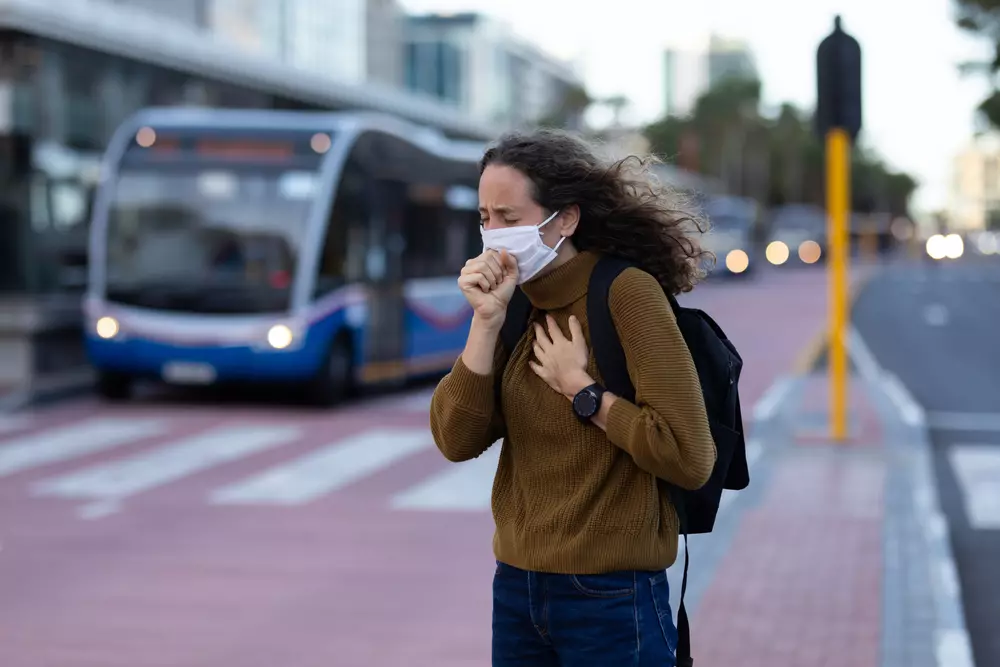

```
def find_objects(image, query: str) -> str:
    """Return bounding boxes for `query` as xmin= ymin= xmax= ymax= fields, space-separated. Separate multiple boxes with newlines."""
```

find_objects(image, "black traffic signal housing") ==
xmin=816 ymin=16 xmax=862 ymax=141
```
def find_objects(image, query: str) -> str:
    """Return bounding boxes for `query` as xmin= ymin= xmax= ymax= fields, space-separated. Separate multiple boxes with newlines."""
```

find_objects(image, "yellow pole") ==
xmin=826 ymin=128 xmax=850 ymax=441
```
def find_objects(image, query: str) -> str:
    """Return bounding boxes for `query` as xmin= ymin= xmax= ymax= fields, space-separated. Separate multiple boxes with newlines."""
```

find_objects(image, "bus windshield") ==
xmin=105 ymin=164 xmax=321 ymax=314
xmin=102 ymin=126 xmax=330 ymax=314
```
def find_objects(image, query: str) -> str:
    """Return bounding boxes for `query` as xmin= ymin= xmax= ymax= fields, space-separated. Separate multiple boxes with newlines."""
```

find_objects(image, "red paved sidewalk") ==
xmin=691 ymin=375 xmax=887 ymax=667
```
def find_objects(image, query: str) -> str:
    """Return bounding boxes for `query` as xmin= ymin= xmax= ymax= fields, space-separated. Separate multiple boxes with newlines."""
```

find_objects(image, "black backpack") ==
xmin=499 ymin=254 xmax=749 ymax=667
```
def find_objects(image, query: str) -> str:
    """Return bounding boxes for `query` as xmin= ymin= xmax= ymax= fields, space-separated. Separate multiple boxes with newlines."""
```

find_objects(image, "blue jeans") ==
xmin=492 ymin=561 xmax=678 ymax=666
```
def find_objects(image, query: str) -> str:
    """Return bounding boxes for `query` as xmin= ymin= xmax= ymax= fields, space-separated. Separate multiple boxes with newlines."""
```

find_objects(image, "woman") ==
xmin=429 ymin=129 xmax=718 ymax=666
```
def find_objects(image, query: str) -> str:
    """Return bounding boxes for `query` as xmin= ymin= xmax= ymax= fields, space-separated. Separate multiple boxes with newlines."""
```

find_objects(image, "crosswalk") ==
xmin=0 ymin=413 xmax=500 ymax=517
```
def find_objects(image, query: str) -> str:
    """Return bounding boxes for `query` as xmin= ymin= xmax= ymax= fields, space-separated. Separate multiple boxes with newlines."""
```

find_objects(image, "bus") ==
xmin=84 ymin=108 xmax=485 ymax=404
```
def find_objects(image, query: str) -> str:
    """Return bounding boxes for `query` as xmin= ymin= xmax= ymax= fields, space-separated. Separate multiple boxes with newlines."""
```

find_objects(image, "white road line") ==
xmin=210 ymin=428 xmax=433 ymax=506
xmin=928 ymin=411 xmax=1000 ymax=432
xmin=391 ymin=445 xmax=501 ymax=511
xmin=0 ymin=418 xmax=165 ymax=479
xmin=846 ymin=326 xmax=883 ymax=384
xmin=923 ymin=303 xmax=949 ymax=326
xmin=935 ymin=629 xmax=975 ymax=667
xmin=947 ymin=443 xmax=1000 ymax=530
xmin=881 ymin=372 xmax=927 ymax=428
xmin=751 ymin=378 xmax=793 ymax=423
xmin=33 ymin=425 xmax=299 ymax=503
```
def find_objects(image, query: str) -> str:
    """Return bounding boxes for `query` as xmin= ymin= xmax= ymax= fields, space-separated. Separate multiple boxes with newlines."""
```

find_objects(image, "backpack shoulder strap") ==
xmin=586 ymin=255 xmax=637 ymax=403
xmin=495 ymin=287 xmax=533 ymax=397
xmin=500 ymin=287 xmax=532 ymax=353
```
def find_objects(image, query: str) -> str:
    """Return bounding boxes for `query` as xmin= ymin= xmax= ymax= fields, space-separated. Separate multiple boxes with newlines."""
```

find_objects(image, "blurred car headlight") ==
xmin=926 ymin=234 xmax=947 ymax=260
xmin=977 ymin=232 xmax=998 ymax=255
xmin=95 ymin=316 xmax=120 ymax=340
xmin=766 ymin=241 xmax=789 ymax=265
xmin=944 ymin=233 xmax=964 ymax=259
xmin=798 ymin=240 xmax=822 ymax=264
xmin=725 ymin=249 xmax=749 ymax=273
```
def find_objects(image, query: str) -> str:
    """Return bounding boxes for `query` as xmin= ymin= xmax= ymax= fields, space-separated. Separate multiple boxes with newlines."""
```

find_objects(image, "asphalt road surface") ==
xmin=0 ymin=266 xmax=829 ymax=667
xmin=853 ymin=257 xmax=1000 ymax=667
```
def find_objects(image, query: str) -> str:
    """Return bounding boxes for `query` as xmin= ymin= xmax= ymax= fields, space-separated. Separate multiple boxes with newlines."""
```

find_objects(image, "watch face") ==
xmin=574 ymin=391 xmax=597 ymax=417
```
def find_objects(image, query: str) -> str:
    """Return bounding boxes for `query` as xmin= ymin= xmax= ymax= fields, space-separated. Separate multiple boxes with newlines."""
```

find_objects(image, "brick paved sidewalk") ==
xmin=669 ymin=372 xmax=972 ymax=667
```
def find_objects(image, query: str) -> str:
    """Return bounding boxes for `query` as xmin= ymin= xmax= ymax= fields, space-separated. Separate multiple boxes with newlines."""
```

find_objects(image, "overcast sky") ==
xmin=400 ymin=0 xmax=992 ymax=216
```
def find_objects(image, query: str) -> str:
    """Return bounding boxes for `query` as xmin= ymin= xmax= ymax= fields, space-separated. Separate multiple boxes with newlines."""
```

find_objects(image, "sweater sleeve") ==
xmin=429 ymin=340 xmax=509 ymax=462
xmin=603 ymin=268 xmax=717 ymax=489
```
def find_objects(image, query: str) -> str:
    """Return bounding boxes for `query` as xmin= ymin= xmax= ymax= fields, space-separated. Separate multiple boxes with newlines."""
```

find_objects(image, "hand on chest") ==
xmin=509 ymin=307 xmax=599 ymax=398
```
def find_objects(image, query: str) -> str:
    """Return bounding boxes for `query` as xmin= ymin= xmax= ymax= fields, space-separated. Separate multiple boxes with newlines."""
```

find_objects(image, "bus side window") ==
xmin=315 ymin=157 xmax=371 ymax=297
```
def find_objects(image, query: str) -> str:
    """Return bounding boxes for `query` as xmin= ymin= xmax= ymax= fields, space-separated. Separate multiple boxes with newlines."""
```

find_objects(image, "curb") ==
xmin=0 ymin=370 xmax=95 ymax=414
xmin=792 ymin=263 xmax=878 ymax=374
xmin=848 ymin=328 xmax=975 ymax=667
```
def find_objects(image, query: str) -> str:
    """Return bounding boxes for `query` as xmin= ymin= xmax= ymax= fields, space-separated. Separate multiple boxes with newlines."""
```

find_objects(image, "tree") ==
xmin=954 ymin=0 xmax=1000 ymax=126
xmin=537 ymin=84 xmax=593 ymax=132
xmin=643 ymin=77 xmax=919 ymax=216
xmin=598 ymin=95 xmax=628 ymax=127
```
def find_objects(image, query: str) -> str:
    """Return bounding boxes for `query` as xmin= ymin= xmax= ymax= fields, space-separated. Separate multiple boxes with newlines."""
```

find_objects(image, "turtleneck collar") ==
xmin=520 ymin=251 xmax=600 ymax=311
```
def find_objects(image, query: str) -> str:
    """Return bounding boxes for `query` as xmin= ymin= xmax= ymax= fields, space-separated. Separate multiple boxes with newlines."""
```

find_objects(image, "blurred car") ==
xmin=765 ymin=204 xmax=826 ymax=267
xmin=702 ymin=195 xmax=758 ymax=278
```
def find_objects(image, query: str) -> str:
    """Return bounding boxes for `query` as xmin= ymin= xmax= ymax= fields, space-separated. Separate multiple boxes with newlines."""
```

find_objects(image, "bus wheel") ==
xmin=96 ymin=371 xmax=132 ymax=401
xmin=307 ymin=338 xmax=354 ymax=407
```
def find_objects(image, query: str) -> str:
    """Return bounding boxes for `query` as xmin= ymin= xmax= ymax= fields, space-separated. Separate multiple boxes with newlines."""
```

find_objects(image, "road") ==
xmin=853 ymin=257 xmax=1000 ymax=667
xmin=0 ymin=267 xmax=829 ymax=667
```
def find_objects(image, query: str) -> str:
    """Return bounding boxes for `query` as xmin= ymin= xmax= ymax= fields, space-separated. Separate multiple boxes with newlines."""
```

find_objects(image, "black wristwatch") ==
xmin=572 ymin=383 xmax=605 ymax=422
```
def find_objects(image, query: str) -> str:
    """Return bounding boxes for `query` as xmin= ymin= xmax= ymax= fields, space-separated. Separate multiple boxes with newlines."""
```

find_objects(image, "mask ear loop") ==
xmin=537 ymin=209 xmax=562 ymax=231
xmin=539 ymin=209 xmax=566 ymax=251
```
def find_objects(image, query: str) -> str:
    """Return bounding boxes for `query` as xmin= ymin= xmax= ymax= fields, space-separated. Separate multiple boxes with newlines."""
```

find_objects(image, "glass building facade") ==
xmin=0 ymin=30 xmax=324 ymax=297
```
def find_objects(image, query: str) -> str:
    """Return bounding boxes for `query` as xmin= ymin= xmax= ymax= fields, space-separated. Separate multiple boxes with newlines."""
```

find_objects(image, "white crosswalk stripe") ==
xmin=211 ymin=428 xmax=434 ymax=506
xmin=391 ymin=445 xmax=500 ymax=511
xmin=0 ymin=417 xmax=165 ymax=479
xmin=948 ymin=444 xmax=1000 ymax=530
xmin=0 ymin=412 xmax=504 ymax=514
xmin=33 ymin=425 xmax=300 ymax=502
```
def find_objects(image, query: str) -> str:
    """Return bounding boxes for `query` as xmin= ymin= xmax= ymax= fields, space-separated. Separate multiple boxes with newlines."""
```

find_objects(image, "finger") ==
xmin=534 ymin=322 xmax=552 ymax=348
xmin=459 ymin=271 xmax=487 ymax=289
xmin=532 ymin=342 xmax=545 ymax=360
xmin=500 ymin=249 xmax=519 ymax=276
xmin=477 ymin=275 xmax=491 ymax=291
xmin=568 ymin=315 xmax=585 ymax=343
xmin=528 ymin=360 xmax=544 ymax=378
xmin=546 ymin=315 xmax=566 ymax=342
xmin=485 ymin=254 xmax=504 ymax=281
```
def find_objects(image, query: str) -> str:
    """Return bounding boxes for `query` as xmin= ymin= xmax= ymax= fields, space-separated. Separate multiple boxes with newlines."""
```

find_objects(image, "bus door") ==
xmin=359 ymin=177 xmax=408 ymax=387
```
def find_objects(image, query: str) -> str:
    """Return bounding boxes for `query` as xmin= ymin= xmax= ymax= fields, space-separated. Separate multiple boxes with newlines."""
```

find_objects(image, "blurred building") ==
xmin=208 ymin=0 xmax=402 ymax=86
xmin=663 ymin=48 xmax=705 ymax=117
xmin=107 ymin=0 xmax=210 ymax=28
xmin=949 ymin=134 xmax=1000 ymax=232
xmin=662 ymin=35 xmax=758 ymax=118
xmin=0 ymin=0 xmax=495 ymax=396
xmin=706 ymin=35 xmax=756 ymax=87
xmin=403 ymin=13 xmax=583 ymax=128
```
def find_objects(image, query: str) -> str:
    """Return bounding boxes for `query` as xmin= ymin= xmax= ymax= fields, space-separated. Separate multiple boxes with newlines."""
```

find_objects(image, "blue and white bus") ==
xmin=85 ymin=108 xmax=485 ymax=403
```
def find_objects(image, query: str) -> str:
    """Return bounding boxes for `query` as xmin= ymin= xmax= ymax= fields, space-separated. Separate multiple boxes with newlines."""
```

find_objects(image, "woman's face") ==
xmin=478 ymin=164 xmax=575 ymax=248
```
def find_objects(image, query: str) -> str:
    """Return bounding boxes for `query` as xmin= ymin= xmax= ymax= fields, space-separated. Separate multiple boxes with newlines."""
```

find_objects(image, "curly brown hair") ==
xmin=479 ymin=129 xmax=713 ymax=295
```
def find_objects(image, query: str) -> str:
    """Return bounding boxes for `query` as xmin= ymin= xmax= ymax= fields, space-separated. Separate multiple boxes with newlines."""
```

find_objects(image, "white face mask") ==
xmin=481 ymin=209 xmax=566 ymax=284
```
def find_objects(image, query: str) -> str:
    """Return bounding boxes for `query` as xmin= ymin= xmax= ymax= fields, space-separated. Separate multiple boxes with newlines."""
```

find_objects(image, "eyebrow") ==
xmin=478 ymin=205 xmax=516 ymax=214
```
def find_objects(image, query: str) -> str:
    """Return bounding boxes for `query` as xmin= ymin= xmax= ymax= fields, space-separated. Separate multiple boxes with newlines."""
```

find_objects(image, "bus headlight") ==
xmin=95 ymin=316 xmax=120 ymax=340
xmin=267 ymin=324 xmax=294 ymax=350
